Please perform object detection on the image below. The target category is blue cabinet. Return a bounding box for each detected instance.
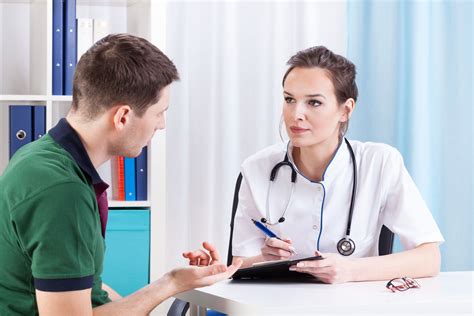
[102,209,150,296]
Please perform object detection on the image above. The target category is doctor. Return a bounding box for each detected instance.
[231,46,444,284]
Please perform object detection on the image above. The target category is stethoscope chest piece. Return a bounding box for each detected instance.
[337,237,355,256]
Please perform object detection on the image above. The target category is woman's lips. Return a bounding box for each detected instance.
[290,126,310,134]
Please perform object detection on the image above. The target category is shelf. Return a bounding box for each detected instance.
[0,0,146,4]
[50,95,72,102]
[108,200,151,208]
[0,95,48,101]
[0,95,72,102]
[77,0,147,7]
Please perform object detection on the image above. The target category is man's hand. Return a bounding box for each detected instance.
[289,250,354,284]
[182,241,221,266]
[166,260,242,294]
[167,241,243,293]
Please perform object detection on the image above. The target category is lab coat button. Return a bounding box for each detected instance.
[313,225,318,230]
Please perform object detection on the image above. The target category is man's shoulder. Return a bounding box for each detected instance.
[0,135,92,212]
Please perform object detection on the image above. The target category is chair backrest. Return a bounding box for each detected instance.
[226,173,394,265]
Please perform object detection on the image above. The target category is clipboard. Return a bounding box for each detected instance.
[232,255,323,280]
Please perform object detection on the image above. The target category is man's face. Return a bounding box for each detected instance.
[117,85,170,157]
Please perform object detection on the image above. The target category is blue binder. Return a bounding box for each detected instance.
[33,106,46,140]
[124,157,136,201]
[63,0,76,95]
[9,106,33,159]
[52,0,64,95]
[135,147,148,201]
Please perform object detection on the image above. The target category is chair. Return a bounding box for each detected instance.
[168,173,395,316]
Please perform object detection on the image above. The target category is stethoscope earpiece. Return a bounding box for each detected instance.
[261,217,285,224]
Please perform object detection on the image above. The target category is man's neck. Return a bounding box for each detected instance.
[293,134,340,182]
[65,114,111,169]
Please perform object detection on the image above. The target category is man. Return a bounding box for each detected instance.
[0,34,241,315]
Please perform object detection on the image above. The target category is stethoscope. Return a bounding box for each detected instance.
[261,138,357,256]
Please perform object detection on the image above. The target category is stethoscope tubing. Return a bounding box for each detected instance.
[263,138,358,256]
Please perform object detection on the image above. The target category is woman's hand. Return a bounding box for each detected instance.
[260,237,296,261]
[290,250,354,284]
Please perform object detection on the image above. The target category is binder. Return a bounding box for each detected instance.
[93,19,110,43]
[63,0,77,95]
[9,106,33,159]
[124,157,136,201]
[77,18,93,61]
[135,147,148,201]
[33,106,46,140]
[52,0,64,95]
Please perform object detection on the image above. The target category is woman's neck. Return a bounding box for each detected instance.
[292,135,341,182]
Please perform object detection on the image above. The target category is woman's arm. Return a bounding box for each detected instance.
[290,242,440,284]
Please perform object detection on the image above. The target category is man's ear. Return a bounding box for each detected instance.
[340,98,356,123]
[112,105,132,131]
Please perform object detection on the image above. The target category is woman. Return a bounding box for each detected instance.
[230,46,444,284]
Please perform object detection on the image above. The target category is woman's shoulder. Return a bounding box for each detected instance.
[349,140,403,163]
[241,143,287,169]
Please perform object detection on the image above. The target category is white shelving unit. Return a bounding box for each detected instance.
[0,1,168,313]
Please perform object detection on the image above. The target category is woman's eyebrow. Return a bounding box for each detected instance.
[283,91,326,99]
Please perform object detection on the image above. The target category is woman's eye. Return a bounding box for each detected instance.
[308,99,322,107]
[284,97,295,103]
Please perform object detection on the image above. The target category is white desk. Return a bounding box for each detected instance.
[175,271,473,315]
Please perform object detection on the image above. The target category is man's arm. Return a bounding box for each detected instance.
[102,283,122,301]
[37,262,241,316]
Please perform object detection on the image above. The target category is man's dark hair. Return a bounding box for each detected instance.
[282,46,358,136]
[72,33,179,119]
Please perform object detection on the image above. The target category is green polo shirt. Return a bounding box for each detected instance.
[0,119,111,315]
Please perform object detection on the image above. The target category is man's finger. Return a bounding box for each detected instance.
[203,241,221,264]
[186,250,211,261]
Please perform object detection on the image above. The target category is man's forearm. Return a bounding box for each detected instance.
[93,274,177,316]
[349,242,441,282]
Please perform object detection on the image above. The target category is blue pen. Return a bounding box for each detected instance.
[252,219,297,255]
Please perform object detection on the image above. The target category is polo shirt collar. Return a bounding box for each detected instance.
[49,118,107,188]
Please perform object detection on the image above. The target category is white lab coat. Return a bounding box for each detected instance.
[232,140,444,258]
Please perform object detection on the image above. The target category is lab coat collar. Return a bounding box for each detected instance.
[286,138,350,184]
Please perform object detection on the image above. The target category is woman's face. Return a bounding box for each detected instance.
[282,67,348,149]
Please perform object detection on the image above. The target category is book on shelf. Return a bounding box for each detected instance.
[124,157,136,201]
[107,147,148,203]
[111,156,125,201]
[136,147,148,201]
